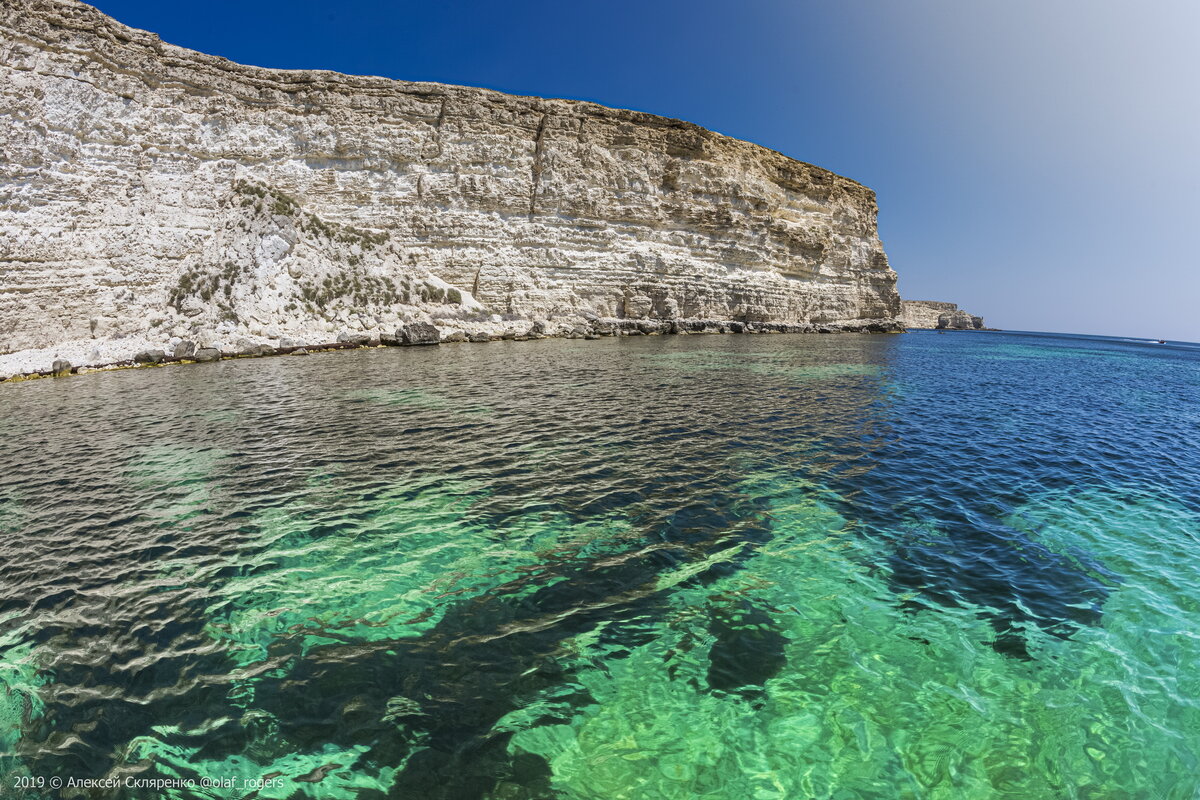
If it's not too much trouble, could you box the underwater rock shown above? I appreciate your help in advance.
[888,515,1112,659]
[706,599,789,702]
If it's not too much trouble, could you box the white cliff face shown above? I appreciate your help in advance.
[0,0,901,371]
[900,301,960,329]
[900,301,985,330]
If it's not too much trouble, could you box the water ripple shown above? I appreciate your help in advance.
[1,332,1199,798]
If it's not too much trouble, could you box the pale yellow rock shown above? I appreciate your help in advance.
[900,301,960,329]
[0,0,901,373]
[900,301,985,330]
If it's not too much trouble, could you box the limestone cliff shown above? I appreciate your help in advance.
[900,300,985,330]
[0,0,901,370]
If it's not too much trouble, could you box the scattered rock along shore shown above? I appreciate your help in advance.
[2,0,902,379]
[0,317,895,384]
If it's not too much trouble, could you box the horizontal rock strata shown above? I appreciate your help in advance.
[900,300,985,330]
[0,0,901,374]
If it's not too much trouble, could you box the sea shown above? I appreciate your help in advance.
[1,328,1198,799]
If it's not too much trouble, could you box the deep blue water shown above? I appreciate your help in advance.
[1,329,1198,798]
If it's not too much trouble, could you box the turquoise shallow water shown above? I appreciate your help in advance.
[1,330,1199,798]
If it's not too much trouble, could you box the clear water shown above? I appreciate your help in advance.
[1,330,1199,799]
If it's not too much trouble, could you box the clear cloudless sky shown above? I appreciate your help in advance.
[90,0,1200,341]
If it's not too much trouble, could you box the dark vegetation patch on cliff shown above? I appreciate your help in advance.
[232,180,390,248]
[166,183,467,323]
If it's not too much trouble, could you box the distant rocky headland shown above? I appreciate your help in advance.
[0,0,911,380]
[900,300,987,331]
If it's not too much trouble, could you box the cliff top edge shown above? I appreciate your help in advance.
[5,0,875,196]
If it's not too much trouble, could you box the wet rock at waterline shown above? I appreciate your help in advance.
[193,348,221,363]
[337,332,372,347]
[399,323,441,346]
[133,349,166,365]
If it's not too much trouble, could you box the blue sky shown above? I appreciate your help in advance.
[92,0,1200,341]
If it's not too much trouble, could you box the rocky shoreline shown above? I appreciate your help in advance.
[2,1,901,361]
[0,316,900,384]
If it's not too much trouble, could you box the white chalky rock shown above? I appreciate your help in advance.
[0,0,901,375]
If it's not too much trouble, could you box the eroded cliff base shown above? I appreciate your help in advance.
[0,316,901,383]
[1,0,902,375]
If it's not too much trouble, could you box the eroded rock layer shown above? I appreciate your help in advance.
[0,0,901,365]
[900,300,985,330]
